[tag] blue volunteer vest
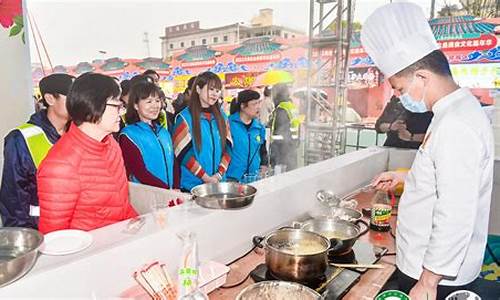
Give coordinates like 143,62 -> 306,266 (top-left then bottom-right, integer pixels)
177,108 -> 227,190
226,113 -> 265,182
120,121 -> 174,188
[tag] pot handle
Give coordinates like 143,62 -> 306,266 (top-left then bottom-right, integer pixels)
292,221 -> 304,229
252,236 -> 264,248
355,219 -> 370,237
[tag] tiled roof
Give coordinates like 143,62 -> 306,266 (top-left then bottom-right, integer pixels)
431,16 -> 495,39
429,15 -> 476,24
230,37 -> 282,56
350,15 -> 496,48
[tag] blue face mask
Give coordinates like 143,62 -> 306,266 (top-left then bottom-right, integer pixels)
399,77 -> 428,113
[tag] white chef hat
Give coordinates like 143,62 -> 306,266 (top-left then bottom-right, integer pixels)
360,2 -> 439,78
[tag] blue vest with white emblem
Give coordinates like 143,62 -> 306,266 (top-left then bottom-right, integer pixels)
226,113 -> 265,182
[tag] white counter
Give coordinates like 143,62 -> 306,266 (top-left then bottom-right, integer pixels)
0,147 -> 416,297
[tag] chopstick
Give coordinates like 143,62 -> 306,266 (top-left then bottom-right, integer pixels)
330,263 -> 385,269
134,262 -> 177,300
133,271 -> 157,299
315,267 -> 343,292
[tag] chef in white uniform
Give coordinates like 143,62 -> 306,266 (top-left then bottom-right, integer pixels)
362,3 -> 494,300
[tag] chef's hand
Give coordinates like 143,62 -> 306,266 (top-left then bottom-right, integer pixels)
409,282 -> 437,300
390,120 -> 406,131
408,268 -> 441,300
398,128 -> 412,141
371,171 -> 407,191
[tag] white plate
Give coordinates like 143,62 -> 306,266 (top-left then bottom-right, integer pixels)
40,230 -> 93,256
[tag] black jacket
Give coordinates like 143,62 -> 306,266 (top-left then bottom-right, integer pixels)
375,96 -> 433,149
0,110 -> 61,228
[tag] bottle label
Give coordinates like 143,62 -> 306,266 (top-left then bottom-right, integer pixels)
178,267 -> 198,288
371,204 -> 391,227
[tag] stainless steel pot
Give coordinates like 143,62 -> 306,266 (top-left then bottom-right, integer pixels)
236,280 -> 321,300
297,218 -> 368,255
0,227 -> 44,287
263,228 -> 330,282
191,182 -> 257,209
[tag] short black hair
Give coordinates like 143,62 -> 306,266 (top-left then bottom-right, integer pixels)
230,89 -> 260,114
158,89 -> 166,101
130,74 -> 154,86
125,81 -> 162,124
143,69 -> 160,79
395,50 -> 452,78
120,79 -> 131,97
39,73 -> 75,107
67,73 -> 121,126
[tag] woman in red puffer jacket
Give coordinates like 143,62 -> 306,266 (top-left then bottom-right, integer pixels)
37,73 -> 137,234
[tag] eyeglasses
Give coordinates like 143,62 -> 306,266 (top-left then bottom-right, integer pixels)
106,102 -> 126,115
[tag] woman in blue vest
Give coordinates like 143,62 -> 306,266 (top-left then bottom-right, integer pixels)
226,90 -> 268,182
119,81 -> 174,189
173,71 -> 232,191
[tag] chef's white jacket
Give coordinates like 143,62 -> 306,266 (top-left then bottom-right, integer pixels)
396,88 -> 494,286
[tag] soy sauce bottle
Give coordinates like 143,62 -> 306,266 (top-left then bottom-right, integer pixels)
370,190 -> 392,232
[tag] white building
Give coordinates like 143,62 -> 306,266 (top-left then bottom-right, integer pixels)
160,8 -> 305,60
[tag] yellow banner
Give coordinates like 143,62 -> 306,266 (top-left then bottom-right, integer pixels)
172,73 -> 226,94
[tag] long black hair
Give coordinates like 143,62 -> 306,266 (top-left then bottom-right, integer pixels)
189,71 -> 226,151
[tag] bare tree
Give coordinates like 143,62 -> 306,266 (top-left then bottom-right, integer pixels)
459,0 -> 497,18
438,3 -> 462,17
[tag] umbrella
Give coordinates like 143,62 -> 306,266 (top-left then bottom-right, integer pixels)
223,95 -> 235,103
254,70 -> 294,86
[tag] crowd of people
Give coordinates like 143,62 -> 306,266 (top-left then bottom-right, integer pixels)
0,69 -> 301,234
1,2 -> 497,297
1,60 -> 437,235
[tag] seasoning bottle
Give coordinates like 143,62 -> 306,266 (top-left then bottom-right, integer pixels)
370,190 -> 392,232
177,232 -> 208,300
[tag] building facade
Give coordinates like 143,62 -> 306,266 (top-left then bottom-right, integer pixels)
160,8 -> 305,60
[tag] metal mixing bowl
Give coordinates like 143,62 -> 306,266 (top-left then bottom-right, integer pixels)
0,227 -> 44,287
297,218 -> 368,255
191,182 -> 257,209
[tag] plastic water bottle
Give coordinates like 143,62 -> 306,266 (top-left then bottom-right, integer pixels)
177,232 -> 208,300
